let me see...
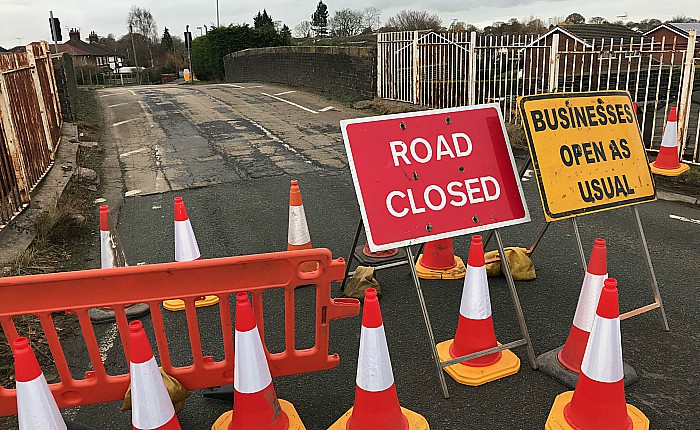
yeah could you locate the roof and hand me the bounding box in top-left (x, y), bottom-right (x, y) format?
top-left (58, 38), bottom-right (121, 58)
top-left (643, 23), bottom-right (700, 40)
top-left (0, 46), bottom-right (6, 53)
top-left (527, 24), bottom-right (643, 48)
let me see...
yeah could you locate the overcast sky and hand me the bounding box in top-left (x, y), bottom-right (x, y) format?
top-left (1, 0), bottom-right (698, 49)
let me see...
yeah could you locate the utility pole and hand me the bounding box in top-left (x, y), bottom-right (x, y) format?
top-left (185, 25), bottom-right (193, 82)
top-left (129, 24), bottom-right (139, 68)
top-left (216, 0), bottom-right (220, 27)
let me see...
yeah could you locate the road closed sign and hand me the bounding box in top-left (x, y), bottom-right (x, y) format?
top-left (340, 104), bottom-right (530, 252)
top-left (519, 91), bottom-right (656, 221)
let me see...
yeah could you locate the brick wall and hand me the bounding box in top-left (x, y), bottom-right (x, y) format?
top-left (224, 46), bottom-right (376, 100)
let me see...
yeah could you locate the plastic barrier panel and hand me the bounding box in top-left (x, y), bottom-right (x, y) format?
top-left (0, 248), bottom-right (359, 416)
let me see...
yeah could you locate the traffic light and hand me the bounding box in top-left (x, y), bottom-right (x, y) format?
top-left (50, 17), bottom-right (62, 41)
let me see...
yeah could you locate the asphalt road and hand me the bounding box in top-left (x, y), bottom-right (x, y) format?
top-left (18, 83), bottom-right (700, 429)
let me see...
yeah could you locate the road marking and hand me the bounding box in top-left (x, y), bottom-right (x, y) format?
top-left (319, 106), bottom-right (335, 112)
top-left (120, 148), bottom-right (147, 158)
top-left (155, 101), bottom-right (173, 105)
top-left (670, 214), bottom-right (700, 225)
top-left (99, 92), bottom-right (127, 97)
top-left (125, 189), bottom-right (142, 197)
top-left (522, 169), bottom-right (534, 182)
top-left (225, 84), bottom-right (244, 88)
top-left (99, 324), bottom-right (119, 363)
top-left (246, 85), bottom-right (264, 88)
top-left (274, 90), bottom-right (296, 96)
top-left (94, 198), bottom-right (106, 204)
top-left (108, 102), bottom-right (130, 108)
top-left (112, 119), bottom-right (135, 127)
top-left (261, 92), bottom-right (317, 114)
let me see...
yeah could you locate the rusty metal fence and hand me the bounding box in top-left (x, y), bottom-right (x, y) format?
top-left (378, 30), bottom-right (699, 166)
top-left (0, 41), bottom-right (62, 229)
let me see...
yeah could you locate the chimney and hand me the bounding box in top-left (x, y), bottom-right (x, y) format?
top-left (88, 31), bottom-right (98, 44)
top-left (69, 28), bottom-right (80, 42)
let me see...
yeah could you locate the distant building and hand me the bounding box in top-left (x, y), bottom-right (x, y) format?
top-left (58, 29), bottom-right (124, 72)
top-left (644, 23), bottom-right (700, 64)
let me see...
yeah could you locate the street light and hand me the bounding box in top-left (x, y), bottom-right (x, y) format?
top-left (203, 25), bottom-right (208, 34)
top-left (196, 26), bottom-right (203, 36)
top-left (216, 0), bottom-right (220, 27)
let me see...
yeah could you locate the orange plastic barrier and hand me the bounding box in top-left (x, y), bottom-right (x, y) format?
top-left (0, 248), bottom-right (359, 416)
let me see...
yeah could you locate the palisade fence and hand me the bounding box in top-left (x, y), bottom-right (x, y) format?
top-left (378, 30), bottom-right (699, 165)
top-left (0, 41), bottom-right (63, 230)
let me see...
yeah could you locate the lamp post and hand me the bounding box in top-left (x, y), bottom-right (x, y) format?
top-left (197, 26), bottom-right (203, 36)
top-left (216, 0), bottom-right (220, 27)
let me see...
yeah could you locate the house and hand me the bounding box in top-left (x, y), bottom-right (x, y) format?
top-left (643, 22), bottom-right (700, 64)
top-left (0, 46), bottom-right (7, 53)
top-left (58, 29), bottom-right (124, 72)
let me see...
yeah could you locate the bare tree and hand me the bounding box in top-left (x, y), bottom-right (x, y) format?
top-left (385, 10), bottom-right (442, 31)
top-left (669, 15), bottom-right (699, 23)
top-left (361, 7), bottom-right (382, 31)
top-left (329, 9), bottom-right (364, 37)
top-left (588, 16), bottom-right (609, 24)
top-left (127, 6), bottom-right (158, 66)
top-left (294, 21), bottom-right (313, 38)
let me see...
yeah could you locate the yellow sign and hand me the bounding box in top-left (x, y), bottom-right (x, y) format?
top-left (519, 91), bottom-right (656, 221)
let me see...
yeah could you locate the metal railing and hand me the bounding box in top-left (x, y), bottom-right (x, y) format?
top-left (378, 30), bottom-right (699, 166)
top-left (0, 41), bottom-right (62, 229)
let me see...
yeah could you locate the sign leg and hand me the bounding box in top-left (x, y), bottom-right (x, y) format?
top-left (494, 230), bottom-right (538, 369)
top-left (340, 221), bottom-right (363, 292)
top-left (405, 246), bottom-right (450, 398)
top-left (571, 218), bottom-right (587, 273)
top-left (631, 206), bottom-right (670, 331)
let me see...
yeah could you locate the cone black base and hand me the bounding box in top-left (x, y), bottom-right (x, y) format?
top-left (353, 245), bottom-right (407, 266)
top-left (88, 304), bottom-right (150, 324)
top-left (201, 384), bottom-right (234, 400)
top-left (537, 346), bottom-right (639, 389)
top-left (66, 420), bottom-right (97, 430)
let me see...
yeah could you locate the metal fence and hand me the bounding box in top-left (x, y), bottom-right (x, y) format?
top-left (0, 41), bottom-right (62, 229)
top-left (377, 30), bottom-right (699, 165)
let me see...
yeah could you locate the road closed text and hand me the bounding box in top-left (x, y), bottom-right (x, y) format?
top-left (385, 133), bottom-right (502, 218)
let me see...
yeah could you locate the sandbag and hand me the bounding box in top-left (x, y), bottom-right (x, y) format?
top-left (484, 247), bottom-right (535, 281)
top-left (121, 367), bottom-right (190, 414)
top-left (343, 266), bottom-right (381, 300)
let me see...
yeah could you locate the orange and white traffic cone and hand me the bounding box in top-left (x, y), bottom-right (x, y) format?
top-left (287, 180), bottom-right (317, 273)
top-left (128, 321), bottom-right (182, 430)
top-left (212, 293), bottom-right (305, 430)
top-left (436, 235), bottom-right (520, 385)
top-left (13, 337), bottom-right (66, 429)
top-left (90, 205), bottom-right (149, 323)
top-left (545, 279), bottom-right (650, 429)
top-left (163, 197), bottom-right (219, 311)
top-left (558, 238), bottom-right (608, 374)
top-left (415, 238), bottom-right (466, 280)
top-left (650, 107), bottom-right (690, 176)
top-left (328, 288), bottom-right (429, 430)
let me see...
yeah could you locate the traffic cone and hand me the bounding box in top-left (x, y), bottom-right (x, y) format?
top-left (128, 321), bottom-right (182, 430)
top-left (537, 239), bottom-right (638, 389)
top-left (287, 180), bottom-right (317, 273)
top-left (415, 238), bottom-right (466, 280)
top-left (352, 241), bottom-right (406, 269)
top-left (650, 107), bottom-right (690, 176)
top-left (328, 288), bottom-right (429, 430)
top-left (89, 205), bottom-right (149, 323)
top-left (545, 279), bottom-right (650, 429)
top-left (436, 235), bottom-right (520, 386)
top-left (163, 197), bottom-right (219, 311)
top-left (13, 337), bottom-right (66, 429)
top-left (212, 293), bottom-right (305, 430)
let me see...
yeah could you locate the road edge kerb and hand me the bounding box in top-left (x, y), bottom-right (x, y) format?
top-left (655, 189), bottom-right (700, 206)
top-left (0, 123), bottom-right (80, 267)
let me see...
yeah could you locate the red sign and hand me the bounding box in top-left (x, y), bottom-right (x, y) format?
top-left (341, 104), bottom-right (530, 251)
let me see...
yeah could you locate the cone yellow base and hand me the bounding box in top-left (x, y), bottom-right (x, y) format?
top-left (415, 255), bottom-right (466, 280)
top-left (545, 391), bottom-right (649, 430)
top-left (437, 339), bottom-right (520, 386)
top-left (650, 162), bottom-right (690, 177)
top-left (211, 399), bottom-right (306, 430)
top-left (163, 296), bottom-right (220, 311)
top-left (328, 406), bottom-right (429, 430)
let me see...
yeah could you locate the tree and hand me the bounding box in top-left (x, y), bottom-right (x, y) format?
top-left (280, 24), bottom-right (292, 44)
top-left (254, 10), bottom-right (275, 29)
top-left (637, 18), bottom-right (662, 32)
top-left (522, 17), bottom-right (547, 34)
top-left (565, 13), bottom-right (585, 24)
top-left (385, 10), bottom-right (442, 31)
top-left (127, 6), bottom-right (158, 66)
top-left (329, 9), bottom-right (364, 37)
top-left (294, 21), bottom-right (313, 38)
top-left (161, 27), bottom-right (174, 52)
top-left (362, 7), bottom-right (382, 32)
top-left (588, 16), bottom-right (609, 24)
top-left (311, 1), bottom-right (329, 37)
top-left (669, 15), bottom-right (699, 23)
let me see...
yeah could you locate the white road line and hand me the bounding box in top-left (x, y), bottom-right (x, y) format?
top-left (155, 101), bottom-right (173, 105)
top-left (261, 92), bottom-right (317, 114)
top-left (670, 214), bottom-right (700, 225)
top-left (112, 119), bottom-right (135, 127)
top-left (99, 92), bottom-right (127, 97)
top-left (246, 85), bottom-right (264, 88)
top-left (125, 189), bottom-right (142, 197)
top-left (225, 84), bottom-right (244, 88)
top-left (318, 106), bottom-right (334, 112)
top-left (99, 324), bottom-right (119, 363)
top-left (107, 102), bottom-right (130, 108)
top-left (119, 148), bottom-right (147, 158)
top-left (522, 169), bottom-right (534, 182)
top-left (274, 90), bottom-right (296, 96)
